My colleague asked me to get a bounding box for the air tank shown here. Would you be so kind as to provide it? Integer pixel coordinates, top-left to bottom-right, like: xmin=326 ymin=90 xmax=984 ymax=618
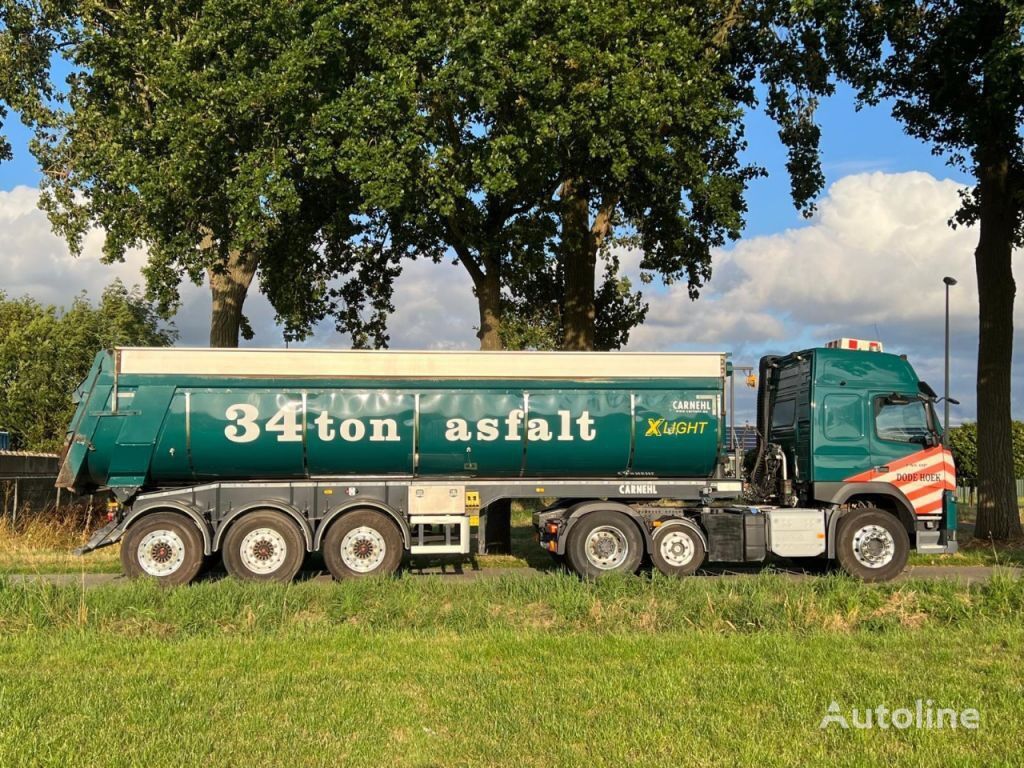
xmin=58 ymin=348 xmax=728 ymax=496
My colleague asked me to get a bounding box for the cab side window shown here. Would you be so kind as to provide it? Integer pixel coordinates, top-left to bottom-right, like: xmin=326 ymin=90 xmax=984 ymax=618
xmin=823 ymin=394 xmax=863 ymax=440
xmin=875 ymin=399 xmax=930 ymax=443
xmin=772 ymin=399 xmax=795 ymax=431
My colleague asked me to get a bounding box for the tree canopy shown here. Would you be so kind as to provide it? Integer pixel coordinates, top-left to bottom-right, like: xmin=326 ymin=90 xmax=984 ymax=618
xmin=333 ymin=0 xmax=831 ymax=349
xmin=0 ymin=281 xmax=175 ymax=451
xmin=2 ymin=0 xmax=831 ymax=351
xmin=1 ymin=0 xmax=397 ymax=347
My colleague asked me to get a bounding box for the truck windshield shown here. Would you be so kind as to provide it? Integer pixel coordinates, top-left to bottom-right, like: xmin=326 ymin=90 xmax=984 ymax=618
xmin=875 ymin=398 xmax=933 ymax=443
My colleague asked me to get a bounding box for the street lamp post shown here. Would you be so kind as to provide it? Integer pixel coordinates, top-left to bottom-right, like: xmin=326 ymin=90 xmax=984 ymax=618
xmin=943 ymin=276 xmax=957 ymax=440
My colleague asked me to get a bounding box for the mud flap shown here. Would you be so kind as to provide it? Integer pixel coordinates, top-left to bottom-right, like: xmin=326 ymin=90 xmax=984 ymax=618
xmin=72 ymin=519 xmax=120 ymax=555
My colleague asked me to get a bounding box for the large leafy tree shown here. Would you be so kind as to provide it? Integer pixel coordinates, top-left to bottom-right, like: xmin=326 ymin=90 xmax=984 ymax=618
xmin=4 ymin=0 xmax=829 ymax=352
xmin=0 ymin=281 xmax=175 ymax=451
xmin=948 ymin=421 xmax=1024 ymax=484
xmin=337 ymin=0 xmax=830 ymax=350
xmin=1 ymin=0 xmax=392 ymax=347
xmin=816 ymin=0 xmax=1023 ymax=538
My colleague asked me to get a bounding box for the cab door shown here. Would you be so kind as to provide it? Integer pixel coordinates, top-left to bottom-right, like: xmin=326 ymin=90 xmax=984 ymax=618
xmin=846 ymin=394 xmax=950 ymax=516
xmin=812 ymin=391 xmax=871 ymax=482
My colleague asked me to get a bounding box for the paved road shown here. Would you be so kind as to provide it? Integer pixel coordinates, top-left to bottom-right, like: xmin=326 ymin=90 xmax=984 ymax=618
xmin=4 ymin=563 xmax=1017 ymax=588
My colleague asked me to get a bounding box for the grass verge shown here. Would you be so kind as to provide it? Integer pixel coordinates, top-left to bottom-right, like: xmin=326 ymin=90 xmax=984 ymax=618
xmin=2 ymin=569 xmax=1022 ymax=636
xmin=0 ymin=574 xmax=1021 ymax=767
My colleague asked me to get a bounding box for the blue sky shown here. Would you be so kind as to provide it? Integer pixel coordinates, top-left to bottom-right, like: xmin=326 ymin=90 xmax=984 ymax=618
xmin=740 ymin=84 xmax=972 ymax=238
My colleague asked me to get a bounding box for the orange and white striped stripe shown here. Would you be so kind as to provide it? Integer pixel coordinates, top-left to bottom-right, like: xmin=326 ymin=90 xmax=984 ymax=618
xmin=844 ymin=446 xmax=955 ymax=516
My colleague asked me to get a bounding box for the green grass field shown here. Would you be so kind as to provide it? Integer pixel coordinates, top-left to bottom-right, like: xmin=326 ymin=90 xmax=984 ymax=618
xmin=0 ymin=573 xmax=1022 ymax=767
xmin=2 ymin=504 xmax=1022 ymax=766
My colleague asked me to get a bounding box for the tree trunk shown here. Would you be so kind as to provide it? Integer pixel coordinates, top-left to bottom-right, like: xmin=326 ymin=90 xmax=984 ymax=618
xmin=561 ymin=191 xmax=596 ymax=350
xmin=973 ymin=148 xmax=1022 ymax=540
xmin=207 ymin=250 xmax=257 ymax=348
xmin=475 ymin=266 xmax=503 ymax=350
xmin=560 ymin=181 xmax=615 ymax=350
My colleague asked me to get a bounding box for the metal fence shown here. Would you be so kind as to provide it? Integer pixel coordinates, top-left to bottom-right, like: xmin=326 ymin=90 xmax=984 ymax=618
xmin=956 ymin=479 xmax=1024 ymax=506
xmin=0 ymin=451 xmax=62 ymax=522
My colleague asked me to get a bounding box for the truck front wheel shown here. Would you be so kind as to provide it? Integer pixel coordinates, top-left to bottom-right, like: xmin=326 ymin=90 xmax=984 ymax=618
xmin=121 ymin=512 xmax=205 ymax=586
xmin=565 ymin=510 xmax=643 ymax=579
xmin=222 ymin=510 xmax=305 ymax=582
xmin=835 ymin=508 xmax=909 ymax=582
xmin=322 ymin=509 xmax=404 ymax=580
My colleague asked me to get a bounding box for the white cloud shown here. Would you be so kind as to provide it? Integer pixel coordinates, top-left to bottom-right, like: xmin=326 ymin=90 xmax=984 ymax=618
xmin=624 ymin=171 xmax=1023 ymax=422
xmin=1 ymin=186 xmax=146 ymax=303
xmin=0 ymin=185 xmax=479 ymax=350
xmin=1 ymin=172 xmax=1020 ymax=422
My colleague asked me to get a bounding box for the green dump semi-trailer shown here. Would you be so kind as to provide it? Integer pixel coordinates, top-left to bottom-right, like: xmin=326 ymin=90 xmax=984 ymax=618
xmin=61 ymin=343 xmax=958 ymax=584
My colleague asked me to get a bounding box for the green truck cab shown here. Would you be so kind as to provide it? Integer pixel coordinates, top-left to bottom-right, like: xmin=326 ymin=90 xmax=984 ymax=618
xmin=60 ymin=343 xmax=956 ymax=585
xmin=755 ymin=344 xmax=957 ymax=559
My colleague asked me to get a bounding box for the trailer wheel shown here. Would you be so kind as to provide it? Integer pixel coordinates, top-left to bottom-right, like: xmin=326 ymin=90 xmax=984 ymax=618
xmin=322 ymin=509 xmax=404 ymax=580
xmin=121 ymin=512 xmax=205 ymax=586
xmin=650 ymin=523 xmax=706 ymax=577
xmin=222 ymin=510 xmax=305 ymax=583
xmin=835 ymin=508 xmax=909 ymax=582
xmin=565 ymin=510 xmax=643 ymax=579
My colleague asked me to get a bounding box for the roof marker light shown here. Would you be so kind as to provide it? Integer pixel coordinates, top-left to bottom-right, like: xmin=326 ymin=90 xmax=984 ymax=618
xmin=825 ymin=338 xmax=884 ymax=352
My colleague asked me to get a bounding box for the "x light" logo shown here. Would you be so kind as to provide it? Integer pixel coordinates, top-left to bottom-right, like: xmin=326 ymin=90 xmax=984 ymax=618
xmin=645 ymin=418 xmax=665 ymax=437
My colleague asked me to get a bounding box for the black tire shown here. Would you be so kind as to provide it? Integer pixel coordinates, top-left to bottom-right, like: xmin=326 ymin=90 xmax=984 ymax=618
xmin=120 ymin=511 xmax=205 ymax=586
xmin=650 ymin=523 xmax=706 ymax=577
xmin=222 ymin=510 xmax=305 ymax=583
xmin=565 ymin=510 xmax=644 ymax=579
xmin=835 ymin=508 xmax=909 ymax=582
xmin=322 ymin=509 xmax=404 ymax=580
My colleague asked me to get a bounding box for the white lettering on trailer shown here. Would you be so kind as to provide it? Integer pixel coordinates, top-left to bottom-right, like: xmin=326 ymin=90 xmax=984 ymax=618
xmin=618 ymin=483 xmax=659 ymax=495
xmin=315 ymin=411 xmax=335 ymax=440
xmin=477 ymin=418 xmax=499 ymax=441
xmin=505 ymin=409 xmax=524 ymax=441
xmin=445 ymin=419 xmax=471 ymax=442
xmin=339 ymin=418 xmax=366 ymax=442
xmin=226 ymin=403 xmax=399 ymax=444
xmin=672 ymin=399 xmax=712 ymax=413
xmin=442 ymin=409 xmax=595 ymax=443
xmin=224 ymin=404 xmax=260 ymax=443
xmin=527 ymin=418 xmax=553 ymax=441
xmin=226 ymin=403 xmax=597 ymax=444
xmin=265 ymin=402 xmax=302 ymax=442
xmin=369 ymin=418 xmax=400 ymax=442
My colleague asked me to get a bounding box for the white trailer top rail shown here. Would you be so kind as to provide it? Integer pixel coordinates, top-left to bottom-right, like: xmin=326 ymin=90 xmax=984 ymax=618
xmin=115 ymin=348 xmax=727 ymax=379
